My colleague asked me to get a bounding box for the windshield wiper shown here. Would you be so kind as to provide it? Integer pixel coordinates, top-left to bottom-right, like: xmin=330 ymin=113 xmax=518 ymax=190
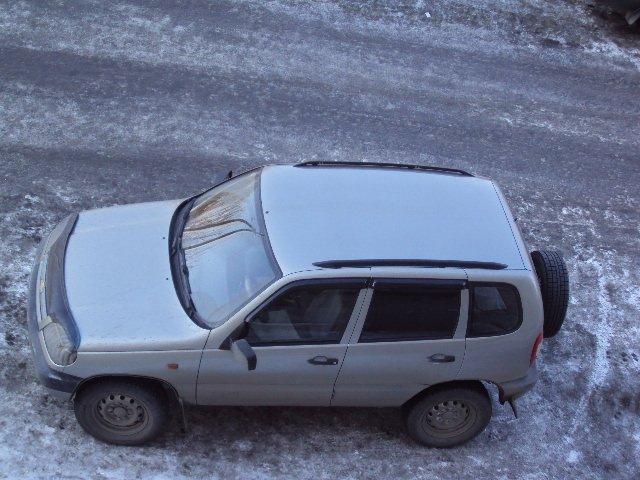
xmin=169 ymin=199 xmax=208 ymax=328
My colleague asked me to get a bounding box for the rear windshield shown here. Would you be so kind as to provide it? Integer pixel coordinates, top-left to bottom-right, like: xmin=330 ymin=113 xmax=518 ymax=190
xmin=182 ymin=170 xmax=280 ymax=328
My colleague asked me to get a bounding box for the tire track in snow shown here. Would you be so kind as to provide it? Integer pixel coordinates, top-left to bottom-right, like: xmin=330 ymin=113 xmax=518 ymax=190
xmin=569 ymin=249 xmax=615 ymax=436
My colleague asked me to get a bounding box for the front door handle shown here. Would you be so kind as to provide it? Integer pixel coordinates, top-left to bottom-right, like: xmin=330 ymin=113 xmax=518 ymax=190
xmin=429 ymin=353 xmax=456 ymax=363
xmin=308 ymin=355 xmax=338 ymax=366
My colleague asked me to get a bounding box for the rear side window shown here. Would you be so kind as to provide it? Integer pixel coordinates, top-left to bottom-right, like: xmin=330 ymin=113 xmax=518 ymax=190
xmin=468 ymin=284 xmax=522 ymax=337
xmin=359 ymin=287 xmax=461 ymax=343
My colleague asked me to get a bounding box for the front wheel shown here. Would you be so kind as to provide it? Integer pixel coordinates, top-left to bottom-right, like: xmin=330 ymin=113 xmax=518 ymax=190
xmin=404 ymin=384 xmax=492 ymax=448
xmin=74 ymin=380 xmax=169 ymax=445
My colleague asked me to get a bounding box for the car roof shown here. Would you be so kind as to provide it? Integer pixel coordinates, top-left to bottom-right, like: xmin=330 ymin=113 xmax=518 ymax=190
xmin=260 ymin=164 xmax=525 ymax=275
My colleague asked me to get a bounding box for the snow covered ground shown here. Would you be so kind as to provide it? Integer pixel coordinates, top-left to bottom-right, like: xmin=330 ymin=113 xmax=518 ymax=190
xmin=0 ymin=1 xmax=639 ymax=478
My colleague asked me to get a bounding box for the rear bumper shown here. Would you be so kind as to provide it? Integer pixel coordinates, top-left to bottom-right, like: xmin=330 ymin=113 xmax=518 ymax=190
xmin=496 ymin=364 xmax=537 ymax=404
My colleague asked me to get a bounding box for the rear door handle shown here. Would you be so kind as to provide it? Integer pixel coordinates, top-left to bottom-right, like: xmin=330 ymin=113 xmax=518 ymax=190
xmin=308 ymin=355 xmax=338 ymax=366
xmin=429 ymin=353 xmax=456 ymax=363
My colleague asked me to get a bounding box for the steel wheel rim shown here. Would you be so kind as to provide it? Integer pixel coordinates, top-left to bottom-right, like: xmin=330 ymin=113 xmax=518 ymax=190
xmin=421 ymin=399 xmax=477 ymax=439
xmin=94 ymin=393 xmax=149 ymax=435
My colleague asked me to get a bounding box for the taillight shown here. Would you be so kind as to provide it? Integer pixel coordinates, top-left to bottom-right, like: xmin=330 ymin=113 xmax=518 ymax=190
xmin=530 ymin=332 xmax=543 ymax=365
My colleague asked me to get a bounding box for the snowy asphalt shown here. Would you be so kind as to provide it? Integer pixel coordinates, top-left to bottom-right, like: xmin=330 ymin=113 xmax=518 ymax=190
xmin=1 ymin=1 xmax=639 ymax=479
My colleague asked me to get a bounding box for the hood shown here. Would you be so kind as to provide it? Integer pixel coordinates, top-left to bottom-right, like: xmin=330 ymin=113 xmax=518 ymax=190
xmin=64 ymin=200 xmax=209 ymax=352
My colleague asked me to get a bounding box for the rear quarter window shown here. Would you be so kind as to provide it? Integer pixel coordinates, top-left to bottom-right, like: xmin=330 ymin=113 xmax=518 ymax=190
xmin=467 ymin=284 xmax=522 ymax=337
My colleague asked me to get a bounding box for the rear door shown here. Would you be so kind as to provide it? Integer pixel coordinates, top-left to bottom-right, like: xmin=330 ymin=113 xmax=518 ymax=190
xmin=332 ymin=277 xmax=468 ymax=407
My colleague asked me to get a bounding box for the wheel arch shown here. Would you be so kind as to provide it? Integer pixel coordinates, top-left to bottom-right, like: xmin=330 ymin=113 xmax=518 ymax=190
xmin=402 ymin=380 xmax=489 ymax=411
xmin=72 ymin=374 xmax=181 ymax=408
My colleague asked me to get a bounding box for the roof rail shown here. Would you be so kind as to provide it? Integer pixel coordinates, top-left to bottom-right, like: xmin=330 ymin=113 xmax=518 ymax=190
xmin=313 ymin=259 xmax=507 ymax=270
xmin=295 ymin=161 xmax=473 ymax=177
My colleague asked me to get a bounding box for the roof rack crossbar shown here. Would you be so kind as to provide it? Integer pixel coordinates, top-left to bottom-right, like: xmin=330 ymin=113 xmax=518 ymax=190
xmin=313 ymin=259 xmax=507 ymax=270
xmin=295 ymin=161 xmax=473 ymax=177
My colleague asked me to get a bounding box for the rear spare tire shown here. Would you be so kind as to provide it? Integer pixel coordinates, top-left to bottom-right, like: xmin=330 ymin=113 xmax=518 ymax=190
xmin=531 ymin=250 xmax=569 ymax=337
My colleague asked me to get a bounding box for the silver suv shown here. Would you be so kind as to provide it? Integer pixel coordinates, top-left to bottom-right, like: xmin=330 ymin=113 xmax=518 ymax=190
xmin=27 ymin=162 xmax=569 ymax=447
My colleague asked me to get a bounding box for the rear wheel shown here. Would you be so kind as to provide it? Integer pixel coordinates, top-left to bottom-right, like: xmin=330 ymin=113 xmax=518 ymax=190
xmin=74 ymin=380 xmax=169 ymax=445
xmin=404 ymin=384 xmax=492 ymax=448
xmin=531 ymin=250 xmax=569 ymax=337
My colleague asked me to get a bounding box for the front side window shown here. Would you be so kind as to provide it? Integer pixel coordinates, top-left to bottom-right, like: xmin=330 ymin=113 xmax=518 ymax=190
xmin=359 ymin=286 xmax=461 ymax=343
xmin=181 ymin=170 xmax=280 ymax=328
xmin=245 ymin=285 xmax=361 ymax=346
xmin=468 ymin=284 xmax=522 ymax=337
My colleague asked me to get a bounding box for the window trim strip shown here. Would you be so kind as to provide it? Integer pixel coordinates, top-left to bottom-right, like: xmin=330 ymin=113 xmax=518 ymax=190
xmin=372 ymin=278 xmax=467 ymax=289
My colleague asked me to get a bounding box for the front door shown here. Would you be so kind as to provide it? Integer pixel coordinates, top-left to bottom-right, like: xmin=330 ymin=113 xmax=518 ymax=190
xmin=332 ymin=278 xmax=468 ymax=407
xmin=197 ymin=280 xmax=367 ymax=406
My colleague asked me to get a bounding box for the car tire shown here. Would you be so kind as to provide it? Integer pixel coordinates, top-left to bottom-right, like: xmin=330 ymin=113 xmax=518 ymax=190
xmin=74 ymin=380 xmax=169 ymax=446
xmin=403 ymin=384 xmax=492 ymax=448
xmin=531 ymin=250 xmax=569 ymax=337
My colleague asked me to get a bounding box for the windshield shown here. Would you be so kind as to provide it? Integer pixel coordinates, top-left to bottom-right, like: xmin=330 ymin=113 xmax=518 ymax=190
xmin=181 ymin=170 xmax=280 ymax=328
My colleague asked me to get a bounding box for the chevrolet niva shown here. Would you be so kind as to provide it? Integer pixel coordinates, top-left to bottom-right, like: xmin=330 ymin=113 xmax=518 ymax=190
xmin=27 ymin=161 xmax=569 ymax=447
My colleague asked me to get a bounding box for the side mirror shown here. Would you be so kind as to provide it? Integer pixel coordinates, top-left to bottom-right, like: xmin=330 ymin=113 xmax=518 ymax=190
xmin=230 ymin=338 xmax=257 ymax=371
